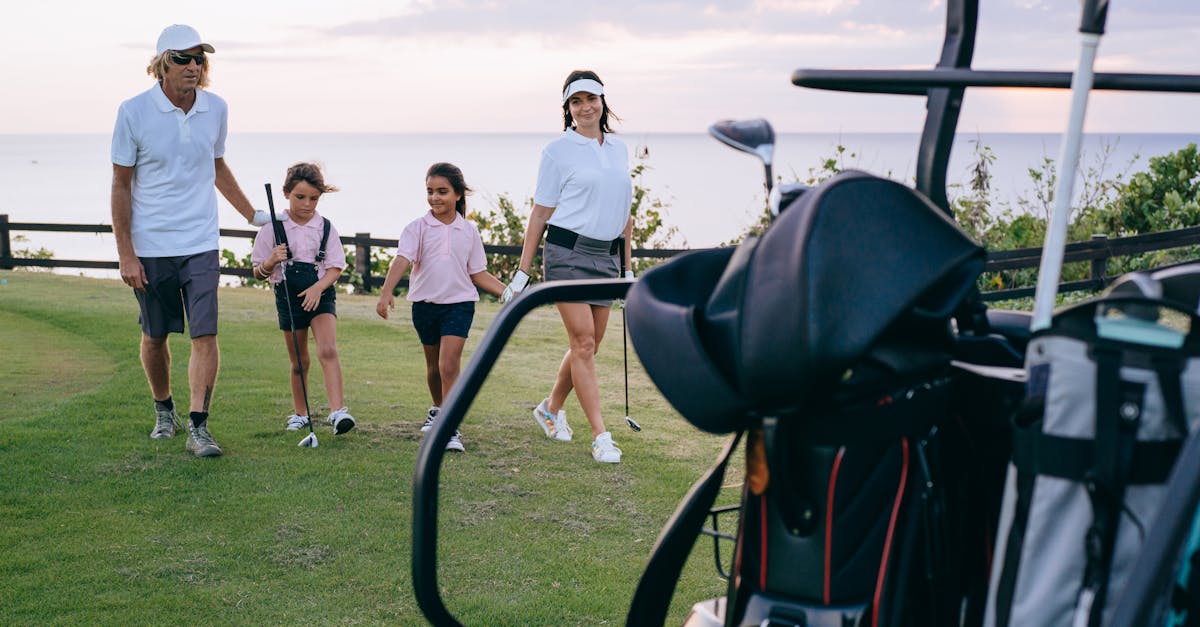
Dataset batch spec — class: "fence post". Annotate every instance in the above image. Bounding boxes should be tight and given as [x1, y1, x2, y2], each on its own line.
[0, 214, 12, 270]
[355, 232, 372, 293]
[1090, 233, 1108, 287]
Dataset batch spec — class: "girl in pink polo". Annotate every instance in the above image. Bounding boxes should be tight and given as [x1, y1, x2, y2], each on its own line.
[375, 162, 507, 452]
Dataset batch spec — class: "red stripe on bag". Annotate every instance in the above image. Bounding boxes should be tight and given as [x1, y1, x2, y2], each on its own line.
[873, 438, 909, 627]
[825, 447, 847, 604]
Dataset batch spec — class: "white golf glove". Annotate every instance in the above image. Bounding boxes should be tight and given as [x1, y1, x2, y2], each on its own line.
[250, 209, 287, 226]
[617, 270, 635, 308]
[501, 269, 530, 304]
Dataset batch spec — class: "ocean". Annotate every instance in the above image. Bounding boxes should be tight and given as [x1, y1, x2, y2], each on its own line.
[1, 132, 1195, 277]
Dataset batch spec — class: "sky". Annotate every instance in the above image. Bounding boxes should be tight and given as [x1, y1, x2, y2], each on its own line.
[2, 0, 1198, 135]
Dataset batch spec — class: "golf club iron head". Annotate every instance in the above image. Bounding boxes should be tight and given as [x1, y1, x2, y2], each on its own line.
[625, 415, 642, 432]
[298, 432, 319, 448]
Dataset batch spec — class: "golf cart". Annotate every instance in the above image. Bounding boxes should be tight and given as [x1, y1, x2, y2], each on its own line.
[412, 1, 1200, 624]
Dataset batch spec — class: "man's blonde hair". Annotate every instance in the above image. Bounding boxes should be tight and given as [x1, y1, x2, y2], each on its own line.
[146, 50, 210, 88]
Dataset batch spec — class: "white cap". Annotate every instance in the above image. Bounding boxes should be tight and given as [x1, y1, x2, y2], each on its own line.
[562, 78, 604, 104]
[156, 24, 215, 56]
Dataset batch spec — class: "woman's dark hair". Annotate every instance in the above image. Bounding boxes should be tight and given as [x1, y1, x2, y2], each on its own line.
[426, 162, 471, 217]
[561, 69, 619, 133]
[282, 162, 339, 194]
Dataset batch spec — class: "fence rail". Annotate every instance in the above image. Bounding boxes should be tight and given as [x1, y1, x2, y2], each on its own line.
[2, 214, 1198, 299]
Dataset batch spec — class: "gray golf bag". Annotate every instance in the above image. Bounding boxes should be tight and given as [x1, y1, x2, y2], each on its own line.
[986, 265, 1200, 627]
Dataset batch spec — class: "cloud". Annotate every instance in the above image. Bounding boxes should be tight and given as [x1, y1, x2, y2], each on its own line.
[322, 0, 942, 42]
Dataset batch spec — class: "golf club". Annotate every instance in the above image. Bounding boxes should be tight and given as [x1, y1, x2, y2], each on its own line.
[1030, 0, 1106, 333]
[265, 182, 318, 448]
[708, 118, 783, 215]
[619, 239, 641, 432]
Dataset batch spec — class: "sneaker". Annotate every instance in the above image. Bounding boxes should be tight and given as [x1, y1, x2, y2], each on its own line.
[328, 407, 356, 435]
[186, 421, 223, 457]
[533, 399, 572, 441]
[420, 406, 439, 433]
[151, 407, 182, 439]
[551, 409, 573, 442]
[285, 414, 310, 431]
[591, 431, 621, 463]
[446, 431, 465, 452]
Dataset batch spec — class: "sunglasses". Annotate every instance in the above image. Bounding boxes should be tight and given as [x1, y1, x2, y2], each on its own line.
[168, 51, 206, 66]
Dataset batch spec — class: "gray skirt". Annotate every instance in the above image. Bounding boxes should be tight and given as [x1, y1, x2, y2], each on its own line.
[544, 240, 621, 307]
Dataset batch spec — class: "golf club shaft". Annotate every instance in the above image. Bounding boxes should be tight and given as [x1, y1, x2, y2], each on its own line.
[1031, 32, 1101, 331]
[619, 239, 640, 432]
[266, 183, 315, 436]
[622, 306, 641, 431]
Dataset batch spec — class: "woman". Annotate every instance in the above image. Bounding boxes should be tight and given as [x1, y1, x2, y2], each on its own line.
[505, 69, 634, 464]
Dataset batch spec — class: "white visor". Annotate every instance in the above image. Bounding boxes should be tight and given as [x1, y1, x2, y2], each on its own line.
[562, 78, 605, 104]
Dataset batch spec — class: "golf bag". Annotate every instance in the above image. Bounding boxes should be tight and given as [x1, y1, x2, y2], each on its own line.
[625, 171, 1014, 626]
[986, 265, 1200, 627]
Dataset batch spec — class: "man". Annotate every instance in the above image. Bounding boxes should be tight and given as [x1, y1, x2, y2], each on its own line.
[111, 24, 271, 457]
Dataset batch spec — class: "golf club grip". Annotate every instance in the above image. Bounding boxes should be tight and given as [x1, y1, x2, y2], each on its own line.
[264, 183, 287, 253]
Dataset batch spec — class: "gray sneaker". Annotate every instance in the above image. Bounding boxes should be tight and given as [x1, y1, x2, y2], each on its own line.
[151, 407, 182, 439]
[186, 421, 223, 457]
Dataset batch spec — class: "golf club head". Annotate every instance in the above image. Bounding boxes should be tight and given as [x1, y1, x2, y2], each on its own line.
[625, 416, 642, 432]
[298, 432, 318, 448]
[708, 118, 776, 167]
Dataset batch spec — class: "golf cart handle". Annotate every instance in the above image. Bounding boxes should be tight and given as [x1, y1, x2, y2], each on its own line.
[412, 278, 632, 627]
[792, 68, 1200, 96]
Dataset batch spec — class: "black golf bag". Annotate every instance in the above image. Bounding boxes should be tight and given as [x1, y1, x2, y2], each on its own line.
[624, 171, 1018, 627]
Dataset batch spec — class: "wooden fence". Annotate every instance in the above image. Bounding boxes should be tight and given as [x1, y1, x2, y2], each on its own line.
[2, 214, 1199, 300]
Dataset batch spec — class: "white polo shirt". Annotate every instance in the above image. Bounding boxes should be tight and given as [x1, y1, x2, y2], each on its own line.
[111, 83, 228, 258]
[533, 129, 632, 241]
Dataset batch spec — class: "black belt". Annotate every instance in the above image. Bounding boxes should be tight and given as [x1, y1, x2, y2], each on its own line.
[546, 224, 620, 256]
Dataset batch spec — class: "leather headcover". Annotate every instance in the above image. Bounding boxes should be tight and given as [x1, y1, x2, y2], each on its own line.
[626, 170, 986, 433]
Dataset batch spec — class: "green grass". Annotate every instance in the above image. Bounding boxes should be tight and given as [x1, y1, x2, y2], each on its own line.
[0, 270, 740, 625]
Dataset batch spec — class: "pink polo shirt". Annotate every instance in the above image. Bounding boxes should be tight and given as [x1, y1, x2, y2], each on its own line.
[397, 212, 487, 304]
[250, 211, 347, 285]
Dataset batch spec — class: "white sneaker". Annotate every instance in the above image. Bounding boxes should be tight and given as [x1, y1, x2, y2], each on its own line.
[592, 431, 622, 463]
[285, 414, 310, 431]
[533, 399, 572, 441]
[421, 406, 439, 433]
[328, 407, 356, 435]
[446, 431, 465, 452]
[551, 409, 572, 442]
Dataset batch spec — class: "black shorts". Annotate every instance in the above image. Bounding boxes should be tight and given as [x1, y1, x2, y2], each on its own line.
[135, 250, 220, 338]
[411, 301, 475, 345]
[274, 283, 337, 331]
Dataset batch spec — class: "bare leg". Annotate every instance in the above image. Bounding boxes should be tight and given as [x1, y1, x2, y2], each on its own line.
[438, 335, 467, 401]
[188, 335, 219, 414]
[283, 328, 311, 415]
[422, 343, 443, 406]
[552, 302, 611, 438]
[140, 334, 172, 401]
[309, 314, 344, 410]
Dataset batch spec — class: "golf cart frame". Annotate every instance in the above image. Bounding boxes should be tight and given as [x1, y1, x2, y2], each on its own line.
[412, 1, 1200, 625]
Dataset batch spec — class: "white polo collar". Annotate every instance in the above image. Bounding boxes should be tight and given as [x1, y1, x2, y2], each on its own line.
[566, 128, 605, 146]
[153, 83, 210, 114]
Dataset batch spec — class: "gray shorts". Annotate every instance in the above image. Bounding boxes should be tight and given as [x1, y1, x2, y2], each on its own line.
[544, 240, 621, 307]
[134, 250, 220, 339]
